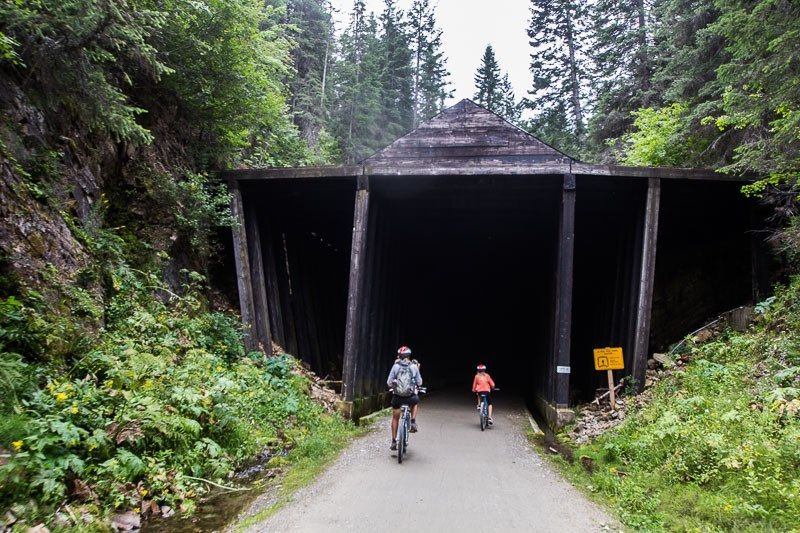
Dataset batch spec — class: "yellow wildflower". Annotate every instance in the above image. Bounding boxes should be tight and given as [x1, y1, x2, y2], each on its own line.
[724, 504, 733, 512]
[139, 488, 149, 497]
[55, 392, 68, 402]
[11, 440, 23, 451]
[71, 403, 79, 414]
[142, 379, 154, 390]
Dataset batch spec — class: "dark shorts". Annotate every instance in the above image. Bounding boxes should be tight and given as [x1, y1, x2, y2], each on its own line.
[477, 392, 492, 405]
[391, 393, 420, 409]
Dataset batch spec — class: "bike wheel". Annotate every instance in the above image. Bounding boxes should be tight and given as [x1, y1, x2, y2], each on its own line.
[397, 424, 405, 463]
[480, 399, 486, 431]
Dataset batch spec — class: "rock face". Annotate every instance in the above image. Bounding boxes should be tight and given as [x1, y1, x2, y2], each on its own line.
[0, 80, 102, 290]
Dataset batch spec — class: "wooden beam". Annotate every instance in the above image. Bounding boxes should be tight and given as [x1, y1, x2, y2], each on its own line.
[342, 175, 370, 403]
[632, 178, 661, 391]
[245, 202, 272, 351]
[553, 174, 577, 407]
[228, 180, 258, 354]
[221, 162, 752, 182]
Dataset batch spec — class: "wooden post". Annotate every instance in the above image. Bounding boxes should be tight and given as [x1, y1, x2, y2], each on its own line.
[607, 370, 616, 410]
[632, 178, 661, 391]
[228, 180, 258, 354]
[553, 174, 577, 407]
[245, 202, 272, 352]
[342, 174, 370, 404]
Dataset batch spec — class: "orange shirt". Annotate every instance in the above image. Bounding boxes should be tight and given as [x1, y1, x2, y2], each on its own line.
[472, 372, 495, 393]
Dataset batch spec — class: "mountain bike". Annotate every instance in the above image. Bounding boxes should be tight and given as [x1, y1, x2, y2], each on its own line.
[478, 388, 499, 431]
[393, 387, 426, 464]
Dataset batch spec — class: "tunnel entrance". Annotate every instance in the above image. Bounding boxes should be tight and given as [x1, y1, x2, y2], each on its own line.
[366, 175, 561, 400]
[226, 99, 770, 426]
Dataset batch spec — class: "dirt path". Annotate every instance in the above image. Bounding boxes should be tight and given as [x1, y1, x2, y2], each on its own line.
[242, 391, 618, 533]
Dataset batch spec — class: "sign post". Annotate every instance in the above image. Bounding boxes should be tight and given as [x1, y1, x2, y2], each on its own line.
[593, 347, 624, 409]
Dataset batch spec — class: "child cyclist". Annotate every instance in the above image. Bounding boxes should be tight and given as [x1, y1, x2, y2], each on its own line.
[472, 363, 496, 425]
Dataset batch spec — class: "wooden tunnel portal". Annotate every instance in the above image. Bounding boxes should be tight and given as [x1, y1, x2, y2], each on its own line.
[224, 100, 768, 426]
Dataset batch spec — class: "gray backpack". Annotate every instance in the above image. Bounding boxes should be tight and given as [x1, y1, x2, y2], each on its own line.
[394, 362, 415, 397]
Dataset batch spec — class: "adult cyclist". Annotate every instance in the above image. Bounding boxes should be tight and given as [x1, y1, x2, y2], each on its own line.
[386, 346, 423, 450]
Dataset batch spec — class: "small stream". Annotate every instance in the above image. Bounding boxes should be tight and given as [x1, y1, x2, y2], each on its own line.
[141, 450, 284, 533]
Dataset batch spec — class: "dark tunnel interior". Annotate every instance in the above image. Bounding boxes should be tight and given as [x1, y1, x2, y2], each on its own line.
[366, 175, 561, 398]
[235, 175, 764, 410]
[240, 179, 355, 379]
[650, 180, 759, 351]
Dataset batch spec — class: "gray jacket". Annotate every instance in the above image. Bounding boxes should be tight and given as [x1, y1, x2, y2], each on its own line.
[386, 360, 422, 388]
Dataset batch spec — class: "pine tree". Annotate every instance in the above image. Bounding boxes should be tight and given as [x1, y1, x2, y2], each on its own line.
[329, 0, 384, 162]
[499, 73, 521, 125]
[586, 0, 655, 154]
[474, 45, 520, 124]
[525, 0, 590, 151]
[378, 0, 414, 141]
[474, 44, 502, 112]
[282, 0, 335, 152]
[408, 0, 451, 125]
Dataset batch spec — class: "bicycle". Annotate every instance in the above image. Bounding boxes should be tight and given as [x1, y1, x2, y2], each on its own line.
[392, 386, 426, 464]
[478, 388, 499, 431]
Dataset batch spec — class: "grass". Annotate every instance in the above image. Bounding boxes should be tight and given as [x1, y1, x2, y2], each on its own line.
[234, 416, 366, 531]
[532, 280, 800, 532]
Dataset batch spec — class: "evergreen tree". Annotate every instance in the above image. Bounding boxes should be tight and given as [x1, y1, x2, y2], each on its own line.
[329, 0, 384, 162]
[499, 73, 522, 125]
[408, 0, 451, 125]
[525, 0, 591, 152]
[474, 44, 502, 112]
[282, 0, 336, 153]
[586, 0, 655, 156]
[474, 45, 520, 124]
[378, 0, 414, 141]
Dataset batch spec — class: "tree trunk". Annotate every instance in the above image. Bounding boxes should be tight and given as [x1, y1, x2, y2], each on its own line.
[637, 0, 650, 105]
[564, 6, 584, 135]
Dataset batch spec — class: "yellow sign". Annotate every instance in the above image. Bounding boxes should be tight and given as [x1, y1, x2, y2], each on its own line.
[594, 347, 624, 371]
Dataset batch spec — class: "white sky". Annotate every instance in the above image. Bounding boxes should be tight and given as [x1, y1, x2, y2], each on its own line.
[329, 0, 532, 104]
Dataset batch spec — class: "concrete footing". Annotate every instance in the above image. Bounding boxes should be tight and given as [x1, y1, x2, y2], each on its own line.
[533, 395, 575, 429]
[337, 392, 391, 422]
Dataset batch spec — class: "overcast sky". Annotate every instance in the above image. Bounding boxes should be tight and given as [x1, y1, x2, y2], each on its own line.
[329, 0, 532, 104]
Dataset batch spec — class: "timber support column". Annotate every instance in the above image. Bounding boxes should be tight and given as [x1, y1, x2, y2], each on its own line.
[632, 177, 661, 391]
[341, 173, 370, 416]
[245, 202, 272, 352]
[229, 179, 258, 354]
[551, 173, 576, 425]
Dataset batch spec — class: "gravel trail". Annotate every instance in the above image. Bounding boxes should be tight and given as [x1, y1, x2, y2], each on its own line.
[243, 391, 618, 533]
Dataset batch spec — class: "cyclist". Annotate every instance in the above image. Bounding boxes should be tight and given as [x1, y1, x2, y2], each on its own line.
[472, 363, 496, 425]
[386, 346, 423, 450]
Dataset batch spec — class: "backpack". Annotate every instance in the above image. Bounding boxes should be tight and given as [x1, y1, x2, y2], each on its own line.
[394, 361, 415, 397]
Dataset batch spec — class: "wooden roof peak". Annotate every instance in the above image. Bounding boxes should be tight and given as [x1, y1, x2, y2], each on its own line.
[362, 99, 572, 168]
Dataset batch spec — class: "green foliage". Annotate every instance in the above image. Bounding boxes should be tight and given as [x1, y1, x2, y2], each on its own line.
[0, 270, 353, 528]
[616, 103, 691, 166]
[524, 0, 591, 146]
[709, 0, 800, 186]
[557, 277, 800, 531]
[0, 0, 168, 144]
